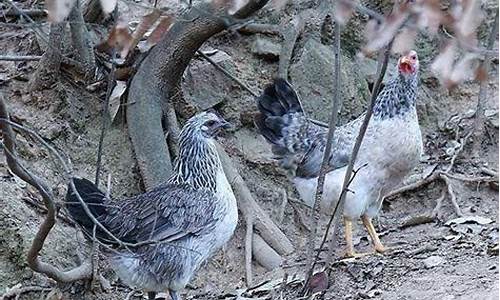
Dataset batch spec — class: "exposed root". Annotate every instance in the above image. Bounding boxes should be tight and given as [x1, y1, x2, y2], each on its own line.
[1, 284, 51, 300]
[245, 214, 254, 286]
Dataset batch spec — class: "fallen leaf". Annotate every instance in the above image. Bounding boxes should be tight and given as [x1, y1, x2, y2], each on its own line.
[108, 81, 127, 121]
[445, 216, 493, 226]
[99, 0, 117, 14]
[46, 0, 76, 22]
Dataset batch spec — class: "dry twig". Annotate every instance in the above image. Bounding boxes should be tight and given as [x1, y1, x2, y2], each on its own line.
[303, 16, 342, 293]
[245, 214, 254, 286]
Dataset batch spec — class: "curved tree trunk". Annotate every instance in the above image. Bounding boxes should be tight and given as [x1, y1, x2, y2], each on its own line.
[127, 2, 268, 189]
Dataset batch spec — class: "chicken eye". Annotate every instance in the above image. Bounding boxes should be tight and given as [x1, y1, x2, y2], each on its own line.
[205, 120, 216, 127]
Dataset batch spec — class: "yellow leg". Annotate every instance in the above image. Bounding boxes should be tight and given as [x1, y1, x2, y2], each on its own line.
[361, 215, 386, 253]
[343, 217, 372, 258]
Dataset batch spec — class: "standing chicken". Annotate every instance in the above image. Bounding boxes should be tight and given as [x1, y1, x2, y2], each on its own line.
[255, 50, 422, 257]
[65, 112, 237, 300]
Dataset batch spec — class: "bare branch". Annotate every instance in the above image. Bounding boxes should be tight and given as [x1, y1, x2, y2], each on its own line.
[303, 16, 342, 294]
[0, 55, 42, 61]
[323, 41, 392, 264]
[95, 50, 117, 186]
[245, 214, 254, 286]
[0, 94, 93, 283]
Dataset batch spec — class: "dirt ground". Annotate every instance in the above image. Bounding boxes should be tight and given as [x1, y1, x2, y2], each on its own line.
[0, 0, 499, 300]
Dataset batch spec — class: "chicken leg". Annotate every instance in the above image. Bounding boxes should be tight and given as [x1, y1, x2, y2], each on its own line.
[344, 217, 371, 258]
[361, 215, 386, 253]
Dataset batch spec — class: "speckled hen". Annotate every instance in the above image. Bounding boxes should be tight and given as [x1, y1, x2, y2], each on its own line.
[255, 50, 422, 257]
[65, 112, 237, 300]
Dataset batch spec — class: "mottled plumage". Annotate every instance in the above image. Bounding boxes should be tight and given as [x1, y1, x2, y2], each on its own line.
[256, 51, 423, 256]
[66, 112, 237, 299]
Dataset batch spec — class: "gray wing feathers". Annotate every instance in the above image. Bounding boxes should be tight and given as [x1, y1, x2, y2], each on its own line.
[103, 184, 221, 244]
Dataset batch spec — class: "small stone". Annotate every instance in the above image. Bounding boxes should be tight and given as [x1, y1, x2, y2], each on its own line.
[423, 255, 444, 268]
[251, 38, 281, 60]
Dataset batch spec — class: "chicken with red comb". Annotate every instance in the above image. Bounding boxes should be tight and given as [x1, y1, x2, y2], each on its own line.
[255, 50, 423, 257]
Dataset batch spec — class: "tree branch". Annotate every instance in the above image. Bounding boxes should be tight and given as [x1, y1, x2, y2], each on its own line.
[0, 94, 93, 283]
[303, 16, 342, 293]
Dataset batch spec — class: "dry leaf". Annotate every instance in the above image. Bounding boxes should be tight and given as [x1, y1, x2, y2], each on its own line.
[99, 0, 117, 14]
[97, 20, 133, 57]
[414, 0, 443, 35]
[334, 0, 353, 25]
[364, 11, 408, 52]
[455, 0, 484, 39]
[108, 81, 127, 121]
[145, 15, 174, 49]
[392, 27, 417, 54]
[46, 0, 76, 22]
[449, 53, 479, 84]
[430, 41, 456, 86]
[122, 10, 162, 58]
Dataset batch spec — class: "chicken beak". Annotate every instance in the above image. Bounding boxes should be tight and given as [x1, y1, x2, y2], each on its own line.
[400, 56, 411, 65]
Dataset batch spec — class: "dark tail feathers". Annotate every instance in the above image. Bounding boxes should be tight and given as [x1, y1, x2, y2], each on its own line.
[255, 78, 303, 145]
[65, 178, 108, 239]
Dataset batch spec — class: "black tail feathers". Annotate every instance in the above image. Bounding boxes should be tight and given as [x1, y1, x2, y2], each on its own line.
[65, 178, 108, 238]
[255, 78, 303, 145]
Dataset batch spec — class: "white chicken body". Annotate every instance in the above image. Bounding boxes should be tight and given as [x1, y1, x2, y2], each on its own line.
[255, 50, 422, 255]
[293, 108, 423, 218]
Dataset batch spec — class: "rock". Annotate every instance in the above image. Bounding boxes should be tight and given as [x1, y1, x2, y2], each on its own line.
[289, 38, 370, 123]
[251, 38, 281, 60]
[182, 50, 236, 110]
[423, 255, 444, 268]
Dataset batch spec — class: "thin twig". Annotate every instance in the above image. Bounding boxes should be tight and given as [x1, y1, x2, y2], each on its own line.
[324, 42, 392, 264]
[302, 17, 342, 294]
[480, 167, 498, 178]
[245, 214, 254, 287]
[441, 174, 464, 217]
[95, 49, 117, 186]
[196, 50, 329, 128]
[0, 55, 42, 61]
[0, 285, 52, 299]
[0, 95, 93, 283]
[197, 50, 258, 97]
[277, 188, 288, 224]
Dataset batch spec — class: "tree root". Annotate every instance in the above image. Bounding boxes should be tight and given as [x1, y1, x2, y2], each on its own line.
[1, 285, 52, 300]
